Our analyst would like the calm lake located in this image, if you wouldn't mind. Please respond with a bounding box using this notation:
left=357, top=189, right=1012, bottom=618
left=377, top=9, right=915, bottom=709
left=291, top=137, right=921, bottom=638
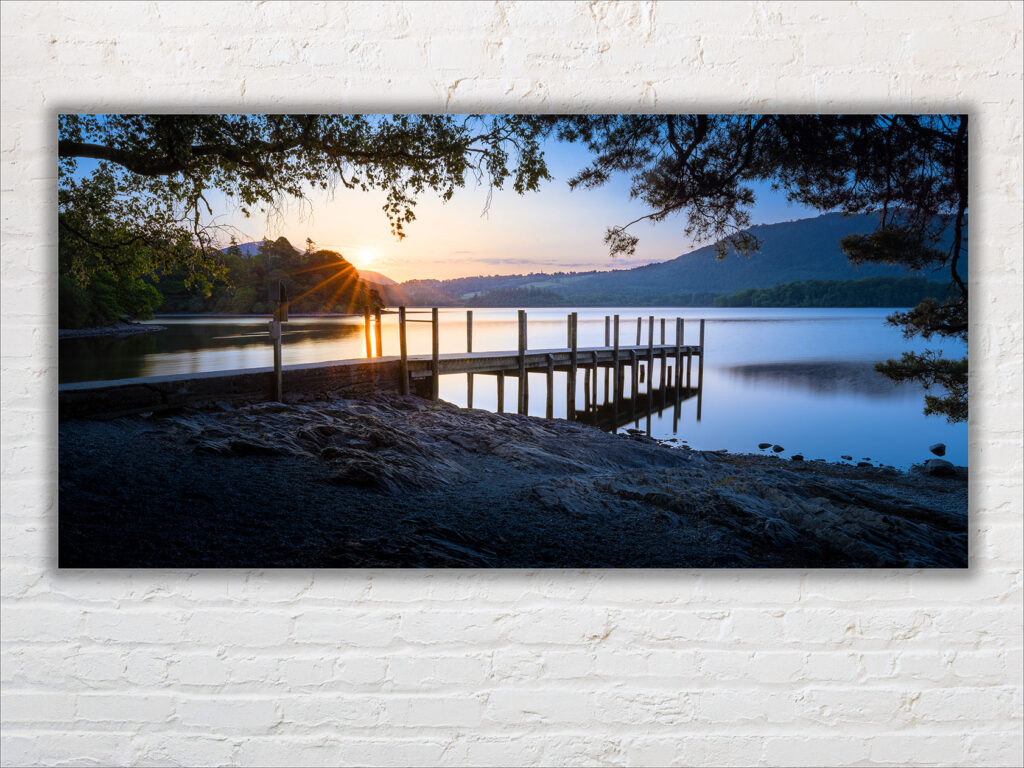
left=60, top=308, right=968, bottom=468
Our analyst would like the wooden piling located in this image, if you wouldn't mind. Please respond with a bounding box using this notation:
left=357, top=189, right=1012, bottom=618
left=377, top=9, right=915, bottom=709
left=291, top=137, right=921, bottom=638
left=517, top=310, right=527, bottom=414
left=603, top=315, right=611, bottom=403
left=660, top=318, right=666, bottom=345
left=545, top=354, right=554, bottom=419
left=374, top=309, right=383, bottom=358
left=363, top=307, right=372, bottom=357
left=271, top=319, right=283, bottom=402
left=398, top=306, right=409, bottom=395
left=675, top=317, right=683, bottom=389
left=647, top=314, right=654, bottom=393
left=613, top=314, right=621, bottom=402
left=631, top=348, right=639, bottom=399
left=635, top=317, right=642, bottom=346
left=497, top=371, right=505, bottom=414
left=697, top=318, right=705, bottom=420
left=466, top=310, right=474, bottom=408
left=568, top=312, right=579, bottom=420
left=430, top=307, right=439, bottom=400
left=630, top=349, right=638, bottom=421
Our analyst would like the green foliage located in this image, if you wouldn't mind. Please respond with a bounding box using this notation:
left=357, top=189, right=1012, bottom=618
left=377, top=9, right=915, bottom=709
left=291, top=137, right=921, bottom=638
left=714, top=277, right=954, bottom=308
left=156, top=237, right=382, bottom=316
left=59, top=270, right=162, bottom=328
left=59, top=114, right=554, bottom=278
left=876, top=352, right=967, bottom=422
left=464, top=287, right=570, bottom=307
left=59, top=114, right=555, bottom=327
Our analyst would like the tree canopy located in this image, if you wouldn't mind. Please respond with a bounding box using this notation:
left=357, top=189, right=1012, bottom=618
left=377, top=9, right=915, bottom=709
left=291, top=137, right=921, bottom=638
left=58, top=113, right=554, bottom=309
left=557, top=114, right=968, bottom=420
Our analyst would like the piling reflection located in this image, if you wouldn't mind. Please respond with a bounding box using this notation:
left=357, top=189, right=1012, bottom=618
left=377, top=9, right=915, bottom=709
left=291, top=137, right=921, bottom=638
left=574, top=382, right=701, bottom=434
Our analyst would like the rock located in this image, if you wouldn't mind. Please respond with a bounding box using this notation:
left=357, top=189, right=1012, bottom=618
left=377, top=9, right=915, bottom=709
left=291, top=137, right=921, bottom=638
left=791, top=454, right=804, bottom=461
left=758, top=442, right=772, bottom=449
left=841, top=455, right=852, bottom=461
left=771, top=445, right=784, bottom=452
left=922, top=458, right=956, bottom=477
left=857, top=461, right=872, bottom=467
left=929, top=442, right=946, bottom=457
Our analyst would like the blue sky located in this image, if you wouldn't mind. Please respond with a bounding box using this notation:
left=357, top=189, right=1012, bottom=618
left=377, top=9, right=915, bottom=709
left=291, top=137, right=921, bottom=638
left=211, top=133, right=819, bottom=281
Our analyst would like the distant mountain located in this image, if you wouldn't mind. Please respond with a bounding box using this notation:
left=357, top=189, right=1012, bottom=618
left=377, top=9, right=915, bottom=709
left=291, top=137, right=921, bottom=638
left=358, top=270, right=397, bottom=286
left=408, top=212, right=963, bottom=306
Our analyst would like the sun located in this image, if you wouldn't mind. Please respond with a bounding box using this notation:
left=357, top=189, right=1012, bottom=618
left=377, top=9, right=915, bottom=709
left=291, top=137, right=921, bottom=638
left=352, top=247, right=377, bottom=268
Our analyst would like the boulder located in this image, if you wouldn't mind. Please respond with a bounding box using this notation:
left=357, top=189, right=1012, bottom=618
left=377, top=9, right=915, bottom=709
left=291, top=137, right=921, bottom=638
left=857, top=461, right=873, bottom=467
left=922, top=458, right=956, bottom=477
left=841, top=455, right=852, bottom=461
left=758, top=442, right=772, bottom=449
left=929, top=442, right=946, bottom=457
left=791, top=454, right=804, bottom=461
left=771, top=445, right=784, bottom=452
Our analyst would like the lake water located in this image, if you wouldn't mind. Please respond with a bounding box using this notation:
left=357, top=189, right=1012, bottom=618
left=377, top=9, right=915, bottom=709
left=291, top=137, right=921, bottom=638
left=59, top=308, right=968, bottom=468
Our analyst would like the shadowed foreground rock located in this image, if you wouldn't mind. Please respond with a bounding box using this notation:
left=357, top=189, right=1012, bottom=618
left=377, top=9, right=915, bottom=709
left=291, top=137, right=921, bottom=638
left=59, top=396, right=967, bottom=568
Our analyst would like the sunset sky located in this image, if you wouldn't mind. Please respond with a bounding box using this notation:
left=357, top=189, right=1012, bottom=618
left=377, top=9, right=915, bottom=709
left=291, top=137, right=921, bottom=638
left=209, top=135, right=818, bottom=283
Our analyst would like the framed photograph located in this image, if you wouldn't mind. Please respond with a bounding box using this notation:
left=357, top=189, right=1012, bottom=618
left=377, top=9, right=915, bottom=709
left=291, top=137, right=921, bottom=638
left=58, top=113, right=968, bottom=568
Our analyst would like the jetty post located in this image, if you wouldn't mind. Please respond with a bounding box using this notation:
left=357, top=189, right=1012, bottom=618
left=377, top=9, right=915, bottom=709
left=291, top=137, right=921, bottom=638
left=374, top=309, right=383, bottom=358
left=398, top=306, right=409, bottom=395
left=517, top=310, right=528, bottom=414
left=269, top=281, right=287, bottom=402
left=568, top=312, right=579, bottom=420
left=612, top=314, right=621, bottom=403
left=630, top=349, right=639, bottom=423
left=630, top=348, right=639, bottom=401
left=677, top=318, right=685, bottom=389
left=591, top=350, right=600, bottom=424
left=545, top=354, right=554, bottom=419
left=647, top=315, right=655, bottom=394
left=430, top=307, right=440, bottom=400
left=635, top=317, right=642, bottom=346
left=697, top=318, right=705, bottom=420
left=497, top=371, right=505, bottom=413
left=659, top=318, right=667, bottom=391
left=674, top=318, right=683, bottom=391
left=466, top=310, right=474, bottom=408
left=603, top=315, right=611, bottom=404
left=364, top=307, right=372, bottom=357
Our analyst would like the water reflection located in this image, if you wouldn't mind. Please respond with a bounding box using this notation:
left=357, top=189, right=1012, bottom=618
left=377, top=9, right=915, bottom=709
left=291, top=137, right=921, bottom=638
left=723, top=360, right=911, bottom=398
left=59, top=309, right=967, bottom=466
left=575, top=383, right=700, bottom=433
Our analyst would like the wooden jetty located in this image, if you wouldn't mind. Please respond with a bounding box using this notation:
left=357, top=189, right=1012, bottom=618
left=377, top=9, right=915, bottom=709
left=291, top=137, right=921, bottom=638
left=368, top=308, right=705, bottom=422
left=59, top=308, right=705, bottom=422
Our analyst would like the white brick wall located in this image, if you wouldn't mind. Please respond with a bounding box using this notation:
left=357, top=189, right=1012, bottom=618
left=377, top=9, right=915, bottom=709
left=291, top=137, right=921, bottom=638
left=1, top=2, right=1022, bottom=765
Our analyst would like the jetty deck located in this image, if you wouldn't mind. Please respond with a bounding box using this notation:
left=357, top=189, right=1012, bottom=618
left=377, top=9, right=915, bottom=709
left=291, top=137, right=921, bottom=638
left=59, top=309, right=705, bottom=423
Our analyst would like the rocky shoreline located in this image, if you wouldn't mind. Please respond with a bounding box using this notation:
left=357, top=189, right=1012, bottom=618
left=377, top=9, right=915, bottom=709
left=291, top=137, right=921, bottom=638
left=58, top=320, right=166, bottom=339
left=58, top=395, right=967, bottom=568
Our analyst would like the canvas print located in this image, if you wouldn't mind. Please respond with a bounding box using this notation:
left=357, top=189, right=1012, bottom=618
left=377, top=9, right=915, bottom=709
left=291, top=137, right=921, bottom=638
left=58, top=114, right=968, bottom=568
